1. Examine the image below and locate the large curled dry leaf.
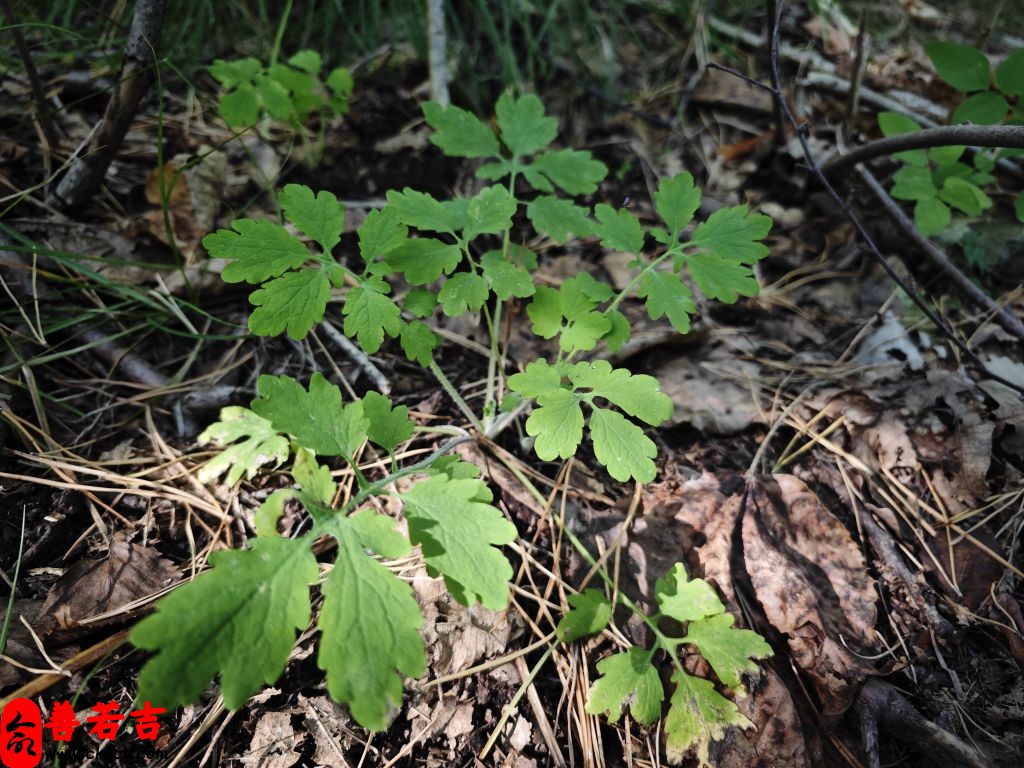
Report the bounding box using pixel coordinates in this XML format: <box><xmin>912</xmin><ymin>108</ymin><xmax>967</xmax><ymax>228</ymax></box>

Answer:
<box><xmin>743</xmin><ymin>475</ymin><xmax>878</xmax><ymax>717</ymax></box>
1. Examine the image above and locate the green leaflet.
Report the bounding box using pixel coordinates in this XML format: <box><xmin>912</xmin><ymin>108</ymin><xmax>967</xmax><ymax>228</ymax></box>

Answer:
<box><xmin>280</xmin><ymin>184</ymin><xmax>346</xmax><ymax>252</ymax></box>
<box><xmin>252</xmin><ymin>373</ymin><xmax>368</xmax><ymax>459</ymax></box>
<box><xmin>526</xmin><ymin>196</ymin><xmax>595</xmax><ymax>243</ymax></box>
<box><xmin>654</xmin><ymin>172</ymin><xmax>702</xmax><ymax>236</ymax></box>
<box><xmin>249</xmin><ymin>268</ymin><xmax>330</xmax><ymax>339</ymax></box>
<box><xmin>557</xmin><ymin>589</ymin><xmax>613</xmax><ymax>642</ymax></box>
<box><xmin>401</xmin><ymin>475</ymin><xmax>517</xmax><ymax>610</ymax></box>
<box><xmin>496</xmin><ymin>91</ymin><xmax>558</xmax><ymax>156</ymax></box>
<box><xmin>422</xmin><ymin>101</ymin><xmax>501</xmax><ymax>158</ymax></box>
<box><xmin>319</xmin><ymin>515</ymin><xmax>425</xmax><ymax>730</ymax></box>
<box><xmin>361</xmin><ymin>391</ymin><xmax>415</xmax><ymax>454</ymax></box>
<box><xmin>343</xmin><ymin>281</ymin><xmax>402</xmax><ymax>353</ymax></box>
<box><xmin>205</xmin><ymin>219</ymin><xmax>310</xmax><ymax>284</ymax></box>
<box><xmin>665</xmin><ymin>671</ymin><xmax>755</xmax><ymax>767</ymax></box>
<box><xmin>585</xmin><ymin>647</ymin><xmax>663</xmax><ymax>724</ymax></box>
<box><xmin>637</xmin><ymin>270</ymin><xmax>695</xmax><ymax>333</ymax></box>
<box><xmin>133</xmin><ymin>536</ymin><xmax>318</xmax><ymax>710</ymax></box>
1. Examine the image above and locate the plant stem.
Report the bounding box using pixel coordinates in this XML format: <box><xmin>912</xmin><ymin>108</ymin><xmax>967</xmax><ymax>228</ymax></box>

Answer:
<box><xmin>606</xmin><ymin>250</ymin><xmax>675</xmax><ymax>313</ymax></box>
<box><xmin>269</xmin><ymin>0</ymin><xmax>293</xmax><ymax>67</ymax></box>
<box><xmin>429</xmin><ymin>360</ymin><xmax>484</xmax><ymax>433</ymax></box>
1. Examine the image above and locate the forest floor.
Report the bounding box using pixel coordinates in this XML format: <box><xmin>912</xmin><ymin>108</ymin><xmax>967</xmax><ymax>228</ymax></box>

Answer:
<box><xmin>2</xmin><ymin>3</ymin><xmax>1024</xmax><ymax>767</ymax></box>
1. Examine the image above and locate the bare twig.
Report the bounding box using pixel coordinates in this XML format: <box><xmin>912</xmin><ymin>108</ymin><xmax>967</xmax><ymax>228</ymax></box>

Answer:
<box><xmin>843</xmin><ymin>10</ymin><xmax>868</xmax><ymax>136</ymax></box>
<box><xmin>318</xmin><ymin>319</ymin><xmax>391</xmax><ymax>395</ymax></box>
<box><xmin>855</xmin><ymin>166</ymin><xmax>1024</xmax><ymax>339</ymax></box>
<box><xmin>1</xmin><ymin>0</ymin><xmax>60</xmax><ymax>154</ymax></box>
<box><xmin>51</xmin><ymin>0</ymin><xmax>165</xmax><ymax>212</ymax></box>
<box><xmin>855</xmin><ymin>678</ymin><xmax>988</xmax><ymax>768</ymax></box>
<box><xmin>823</xmin><ymin>124</ymin><xmax>1024</xmax><ymax>178</ymax></box>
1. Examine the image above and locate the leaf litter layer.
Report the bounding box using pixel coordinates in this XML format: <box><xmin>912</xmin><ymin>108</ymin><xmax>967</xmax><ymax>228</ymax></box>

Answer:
<box><xmin>2</xmin><ymin>4</ymin><xmax>1024</xmax><ymax>768</ymax></box>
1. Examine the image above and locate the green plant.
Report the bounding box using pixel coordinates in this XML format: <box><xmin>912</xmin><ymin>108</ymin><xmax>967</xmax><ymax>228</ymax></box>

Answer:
<box><xmin>132</xmin><ymin>93</ymin><xmax>772</xmax><ymax>759</ymax></box>
<box><xmin>880</xmin><ymin>43</ymin><xmax>1024</xmax><ymax>235</ymax></box>
<box><xmin>210</xmin><ymin>49</ymin><xmax>352</xmax><ymax>130</ymax></box>
<box><xmin>558</xmin><ymin>566</ymin><xmax>772</xmax><ymax>766</ymax></box>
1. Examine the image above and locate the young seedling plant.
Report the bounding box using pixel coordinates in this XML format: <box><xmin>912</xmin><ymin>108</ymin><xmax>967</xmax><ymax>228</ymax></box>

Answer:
<box><xmin>132</xmin><ymin>92</ymin><xmax>773</xmax><ymax>763</ymax></box>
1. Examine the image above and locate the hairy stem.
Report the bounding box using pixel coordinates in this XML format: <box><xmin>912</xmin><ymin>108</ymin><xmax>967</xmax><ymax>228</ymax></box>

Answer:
<box><xmin>429</xmin><ymin>360</ymin><xmax>484</xmax><ymax>433</ymax></box>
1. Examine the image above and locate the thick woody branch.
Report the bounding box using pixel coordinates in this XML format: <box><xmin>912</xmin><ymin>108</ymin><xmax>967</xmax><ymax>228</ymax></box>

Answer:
<box><xmin>51</xmin><ymin>0</ymin><xmax>165</xmax><ymax>212</ymax></box>
<box><xmin>823</xmin><ymin>124</ymin><xmax>1024</xmax><ymax>178</ymax></box>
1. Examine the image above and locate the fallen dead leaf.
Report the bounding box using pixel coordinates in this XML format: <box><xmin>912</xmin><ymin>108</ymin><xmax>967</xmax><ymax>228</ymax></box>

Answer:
<box><xmin>40</xmin><ymin>540</ymin><xmax>178</xmax><ymax>637</ymax></box>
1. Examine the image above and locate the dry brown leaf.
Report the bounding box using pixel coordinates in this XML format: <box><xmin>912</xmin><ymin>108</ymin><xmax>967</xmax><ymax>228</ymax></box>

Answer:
<box><xmin>744</xmin><ymin>475</ymin><xmax>878</xmax><ymax>717</ymax></box>
<box><xmin>40</xmin><ymin>540</ymin><xmax>178</xmax><ymax>636</ymax></box>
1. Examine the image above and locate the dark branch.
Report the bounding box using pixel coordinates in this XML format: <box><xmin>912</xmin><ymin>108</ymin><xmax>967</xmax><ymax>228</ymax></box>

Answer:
<box><xmin>823</xmin><ymin>124</ymin><xmax>1024</xmax><ymax>178</ymax></box>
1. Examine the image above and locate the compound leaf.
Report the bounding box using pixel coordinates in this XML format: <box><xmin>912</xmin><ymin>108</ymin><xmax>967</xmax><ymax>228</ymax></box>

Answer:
<box><xmin>691</xmin><ymin>206</ymin><xmax>771</xmax><ymax>263</ymax></box>
<box><xmin>684</xmin><ymin>252</ymin><xmax>758</xmax><ymax>303</ymax></box>
<box><xmin>557</xmin><ymin>589</ymin><xmax>613</xmax><ymax>642</ymax></box>
<box><xmin>585</xmin><ymin>648</ymin><xmax>663</xmax><ymax>725</ymax></box>
<box><xmin>362</xmin><ymin>391</ymin><xmax>414</xmax><ymax>453</ymax></box>
<box><xmin>526</xmin><ymin>196</ymin><xmax>595</xmax><ymax>242</ymax></box>
<box><xmin>637</xmin><ymin>270</ymin><xmax>695</xmax><ymax>333</ymax></box>
<box><xmin>655</xmin><ymin>172</ymin><xmax>702</xmax><ymax>236</ymax></box>
<box><xmin>594</xmin><ymin>204</ymin><xmax>644</xmax><ymax>254</ymax></box>
<box><xmin>401</xmin><ymin>475</ymin><xmax>516</xmax><ymax>610</ymax></box>
<box><xmin>422</xmin><ymin>101</ymin><xmax>501</xmax><ymax>158</ymax></box>
<box><xmin>524</xmin><ymin>388</ymin><xmax>584</xmax><ymax>461</ymax></box>
<box><xmin>655</xmin><ymin>562</ymin><xmax>725</xmax><ymax>623</ymax></box>
<box><xmin>280</xmin><ymin>184</ymin><xmax>346</xmax><ymax>252</ymax></box>
<box><xmin>531</xmin><ymin>149</ymin><xmax>607</xmax><ymax>195</ymax></box>
<box><xmin>197</xmin><ymin>406</ymin><xmax>289</xmax><ymax>485</ymax></box>
<box><xmin>287</xmin><ymin>49</ymin><xmax>321</xmax><ymax>74</ymax></box>
<box><xmin>480</xmin><ymin>251</ymin><xmax>535</xmax><ymax>299</ymax></box>
<box><xmin>205</xmin><ymin>219</ymin><xmax>310</xmax><ymax>284</ymax></box>
<box><xmin>343</xmin><ymin>282</ymin><xmax>402</xmax><ymax>353</ymax></box>
<box><xmin>684</xmin><ymin>613</ymin><xmax>772</xmax><ymax>693</ymax></box>
<box><xmin>926</xmin><ymin>41</ymin><xmax>990</xmax><ymax>92</ymax></box>
<box><xmin>495</xmin><ymin>91</ymin><xmax>558</xmax><ymax>155</ymax></box>
<box><xmin>252</xmin><ymin>373</ymin><xmax>368</xmax><ymax>459</ymax></box>
<box><xmin>249</xmin><ymin>269</ymin><xmax>330</xmax><ymax>339</ymax></box>
<box><xmin>438</xmin><ymin>272</ymin><xmax>488</xmax><ymax>316</ymax></box>
<box><xmin>319</xmin><ymin>518</ymin><xmax>425</xmax><ymax>730</ymax></box>
<box><xmin>133</xmin><ymin>536</ymin><xmax>317</xmax><ymax>710</ymax></box>
<box><xmin>400</xmin><ymin>320</ymin><xmax>439</xmax><ymax>366</ymax></box>
<box><xmin>588</xmin><ymin>407</ymin><xmax>658</xmax><ymax>483</ymax></box>
<box><xmin>386</xmin><ymin>238</ymin><xmax>461</xmax><ymax>284</ymax></box>
<box><xmin>664</xmin><ymin>670</ymin><xmax>753</xmax><ymax>767</ymax></box>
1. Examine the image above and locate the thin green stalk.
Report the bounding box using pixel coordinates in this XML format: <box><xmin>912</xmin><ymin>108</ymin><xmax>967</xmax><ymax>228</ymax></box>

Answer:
<box><xmin>0</xmin><ymin>505</ymin><xmax>27</xmax><ymax>660</ymax></box>
<box><xmin>268</xmin><ymin>0</ymin><xmax>293</xmax><ymax>67</ymax></box>
<box><xmin>429</xmin><ymin>361</ymin><xmax>484</xmax><ymax>434</ymax></box>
